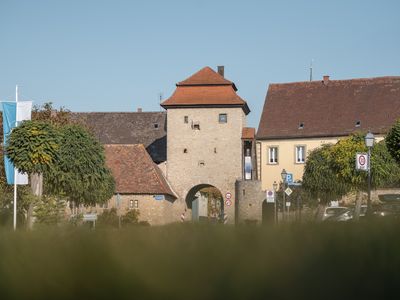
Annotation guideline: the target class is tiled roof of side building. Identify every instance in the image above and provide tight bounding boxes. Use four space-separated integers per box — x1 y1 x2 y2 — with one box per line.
242 127 256 140
257 76 400 140
161 67 250 115
71 111 166 163
104 144 176 198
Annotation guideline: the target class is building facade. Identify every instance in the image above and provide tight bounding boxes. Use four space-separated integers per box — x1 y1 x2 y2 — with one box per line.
257 75 400 191
161 66 252 223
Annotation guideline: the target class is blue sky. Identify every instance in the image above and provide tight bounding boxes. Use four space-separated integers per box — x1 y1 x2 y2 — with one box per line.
1 0 399 128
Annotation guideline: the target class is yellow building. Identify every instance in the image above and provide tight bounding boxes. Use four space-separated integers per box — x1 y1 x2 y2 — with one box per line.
256 75 400 190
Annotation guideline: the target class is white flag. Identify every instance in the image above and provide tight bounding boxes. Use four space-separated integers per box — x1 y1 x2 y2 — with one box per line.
16 101 32 122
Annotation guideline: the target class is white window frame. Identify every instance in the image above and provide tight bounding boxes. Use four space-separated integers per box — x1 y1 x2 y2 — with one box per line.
295 145 306 164
268 146 278 164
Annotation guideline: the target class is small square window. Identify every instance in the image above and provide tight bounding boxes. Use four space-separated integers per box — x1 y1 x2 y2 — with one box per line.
134 200 139 209
192 122 200 130
154 123 159 129
129 200 134 209
268 147 278 164
219 113 227 123
184 116 188 123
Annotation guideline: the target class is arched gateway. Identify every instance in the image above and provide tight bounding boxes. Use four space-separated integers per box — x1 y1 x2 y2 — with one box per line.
185 184 224 222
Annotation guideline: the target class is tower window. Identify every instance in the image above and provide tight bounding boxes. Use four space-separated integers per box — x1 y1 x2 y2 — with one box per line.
219 113 227 123
183 148 188 154
192 121 200 130
184 116 188 123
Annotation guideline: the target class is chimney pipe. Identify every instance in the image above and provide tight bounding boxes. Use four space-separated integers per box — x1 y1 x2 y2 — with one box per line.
217 66 224 77
137 107 142 112
323 75 330 85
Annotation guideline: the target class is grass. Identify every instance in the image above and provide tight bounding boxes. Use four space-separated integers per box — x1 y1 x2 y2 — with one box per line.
0 221 399 300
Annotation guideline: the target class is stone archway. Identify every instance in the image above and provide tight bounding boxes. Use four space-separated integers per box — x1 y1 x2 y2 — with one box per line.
185 184 224 223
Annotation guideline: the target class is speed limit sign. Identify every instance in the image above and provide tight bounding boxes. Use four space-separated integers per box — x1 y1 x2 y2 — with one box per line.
356 153 368 171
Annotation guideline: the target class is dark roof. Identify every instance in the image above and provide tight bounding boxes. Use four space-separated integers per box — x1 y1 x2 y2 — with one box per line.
71 112 166 163
161 67 250 115
242 127 255 140
104 144 176 197
257 76 400 140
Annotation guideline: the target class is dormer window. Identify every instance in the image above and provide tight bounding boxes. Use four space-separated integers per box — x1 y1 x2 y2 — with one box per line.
298 122 304 129
154 123 159 129
355 121 361 127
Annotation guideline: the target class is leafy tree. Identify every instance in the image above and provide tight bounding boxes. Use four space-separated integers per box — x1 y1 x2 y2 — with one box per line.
121 209 140 226
32 102 72 127
44 125 115 206
386 119 400 164
303 133 400 220
34 196 66 226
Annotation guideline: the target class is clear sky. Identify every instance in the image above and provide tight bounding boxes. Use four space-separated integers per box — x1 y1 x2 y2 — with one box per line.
1 0 399 128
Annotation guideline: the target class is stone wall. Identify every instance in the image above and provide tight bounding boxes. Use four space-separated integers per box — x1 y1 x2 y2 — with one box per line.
71 194 177 226
236 180 264 224
166 107 246 223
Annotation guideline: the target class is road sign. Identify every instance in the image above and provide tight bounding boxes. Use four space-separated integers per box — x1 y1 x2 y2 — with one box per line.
83 213 97 221
225 199 232 206
285 187 293 196
286 202 291 207
266 190 275 203
356 153 368 171
225 192 232 199
286 173 293 184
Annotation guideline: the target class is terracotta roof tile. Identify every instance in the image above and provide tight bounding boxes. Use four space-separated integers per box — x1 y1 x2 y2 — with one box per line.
104 144 176 197
177 66 236 88
242 127 256 139
257 76 400 139
161 67 250 114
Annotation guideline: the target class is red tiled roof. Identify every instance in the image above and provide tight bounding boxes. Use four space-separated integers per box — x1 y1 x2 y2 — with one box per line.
257 76 400 139
177 66 236 89
161 67 250 115
242 127 255 140
104 144 176 198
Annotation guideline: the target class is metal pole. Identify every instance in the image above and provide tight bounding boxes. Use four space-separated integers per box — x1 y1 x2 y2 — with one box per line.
367 147 372 217
274 192 277 224
282 182 286 222
13 85 18 231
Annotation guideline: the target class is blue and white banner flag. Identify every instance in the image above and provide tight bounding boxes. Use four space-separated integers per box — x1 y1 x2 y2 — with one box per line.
2 101 32 185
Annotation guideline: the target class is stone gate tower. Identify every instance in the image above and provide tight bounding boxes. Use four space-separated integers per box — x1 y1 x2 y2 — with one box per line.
161 66 251 223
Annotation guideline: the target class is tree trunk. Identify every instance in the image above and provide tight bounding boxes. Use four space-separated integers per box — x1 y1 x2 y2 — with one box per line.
28 173 43 229
315 200 327 222
353 190 362 221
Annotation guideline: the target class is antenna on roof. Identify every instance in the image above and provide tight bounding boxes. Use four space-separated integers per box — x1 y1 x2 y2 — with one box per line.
309 59 314 81
159 92 163 111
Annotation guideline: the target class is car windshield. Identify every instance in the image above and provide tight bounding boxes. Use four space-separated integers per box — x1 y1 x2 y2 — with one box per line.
326 208 348 215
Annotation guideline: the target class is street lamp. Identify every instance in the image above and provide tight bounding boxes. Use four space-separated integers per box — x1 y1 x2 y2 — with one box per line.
365 132 374 217
281 169 287 221
273 181 278 224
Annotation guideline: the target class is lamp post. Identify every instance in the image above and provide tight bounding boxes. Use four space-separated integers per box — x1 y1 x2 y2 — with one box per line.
365 132 374 217
273 181 278 224
281 169 287 221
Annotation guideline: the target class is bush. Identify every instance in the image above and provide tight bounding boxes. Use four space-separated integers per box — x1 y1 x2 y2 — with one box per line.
121 209 140 226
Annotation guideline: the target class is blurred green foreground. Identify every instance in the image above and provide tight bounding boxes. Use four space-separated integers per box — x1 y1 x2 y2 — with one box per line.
0 221 399 300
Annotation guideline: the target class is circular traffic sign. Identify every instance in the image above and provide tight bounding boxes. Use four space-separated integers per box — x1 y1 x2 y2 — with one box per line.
225 192 232 199
359 155 366 166
225 199 232 206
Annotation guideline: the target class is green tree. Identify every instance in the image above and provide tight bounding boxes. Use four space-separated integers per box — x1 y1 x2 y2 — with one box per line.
44 125 115 206
34 196 66 226
386 119 400 164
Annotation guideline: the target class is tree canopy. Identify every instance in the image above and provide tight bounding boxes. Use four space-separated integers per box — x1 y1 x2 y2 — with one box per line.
45 125 115 205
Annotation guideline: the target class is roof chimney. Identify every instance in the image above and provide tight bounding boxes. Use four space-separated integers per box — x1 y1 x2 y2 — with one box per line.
137 107 142 112
217 66 224 77
323 75 330 85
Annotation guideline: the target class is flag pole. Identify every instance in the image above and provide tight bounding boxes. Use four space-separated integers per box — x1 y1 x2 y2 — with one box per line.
13 85 18 230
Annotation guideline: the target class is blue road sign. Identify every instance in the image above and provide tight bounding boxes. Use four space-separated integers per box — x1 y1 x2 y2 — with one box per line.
286 173 293 184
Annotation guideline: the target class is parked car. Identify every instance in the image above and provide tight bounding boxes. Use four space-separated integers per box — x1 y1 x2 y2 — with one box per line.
373 203 400 218
322 207 351 221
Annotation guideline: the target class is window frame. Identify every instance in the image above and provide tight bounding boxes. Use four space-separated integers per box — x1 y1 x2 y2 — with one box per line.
295 145 306 164
268 146 279 165
218 113 228 124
